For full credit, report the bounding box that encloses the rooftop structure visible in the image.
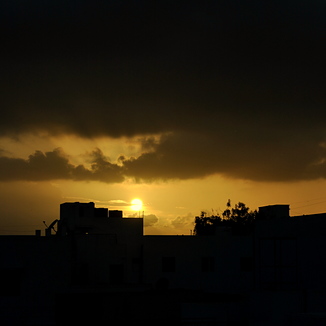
[258,204,290,219]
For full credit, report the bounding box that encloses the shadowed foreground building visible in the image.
[1,202,326,325]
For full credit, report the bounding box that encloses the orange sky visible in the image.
[1,133,326,235]
[1,1,325,235]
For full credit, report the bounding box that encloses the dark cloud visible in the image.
[1,133,326,182]
[0,148,124,183]
[122,131,326,182]
[0,1,325,182]
[76,148,124,183]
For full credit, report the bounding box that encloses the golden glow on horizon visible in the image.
[131,198,143,211]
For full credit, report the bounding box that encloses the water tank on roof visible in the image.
[109,210,123,218]
[94,208,108,218]
[60,202,95,220]
[258,205,290,220]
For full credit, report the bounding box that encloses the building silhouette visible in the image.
[1,202,326,325]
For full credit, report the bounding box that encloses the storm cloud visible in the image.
[1,1,325,182]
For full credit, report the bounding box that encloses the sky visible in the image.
[1,0,326,235]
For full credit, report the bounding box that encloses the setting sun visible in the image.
[131,198,143,211]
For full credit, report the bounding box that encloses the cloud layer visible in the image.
[1,1,325,182]
[1,139,326,183]
[0,148,124,183]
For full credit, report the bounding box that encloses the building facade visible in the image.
[1,202,326,325]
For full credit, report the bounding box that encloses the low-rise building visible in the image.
[1,202,326,325]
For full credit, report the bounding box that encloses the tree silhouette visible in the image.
[193,200,257,235]
[193,211,222,236]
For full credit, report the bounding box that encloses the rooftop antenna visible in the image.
[137,210,145,218]
[43,219,58,235]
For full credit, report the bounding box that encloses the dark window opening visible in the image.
[0,268,23,296]
[132,257,141,273]
[162,257,176,272]
[201,257,215,272]
[110,264,124,284]
[241,257,253,271]
[79,206,85,217]
[259,238,298,290]
[71,262,89,286]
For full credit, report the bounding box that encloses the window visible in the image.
[201,257,215,272]
[71,262,89,286]
[79,206,85,217]
[162,257,176,272]
[259,238,297,290]
[0,268,23,296]
[240,257,253,271]
[132,257,141,273]
[109,264,124,284]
